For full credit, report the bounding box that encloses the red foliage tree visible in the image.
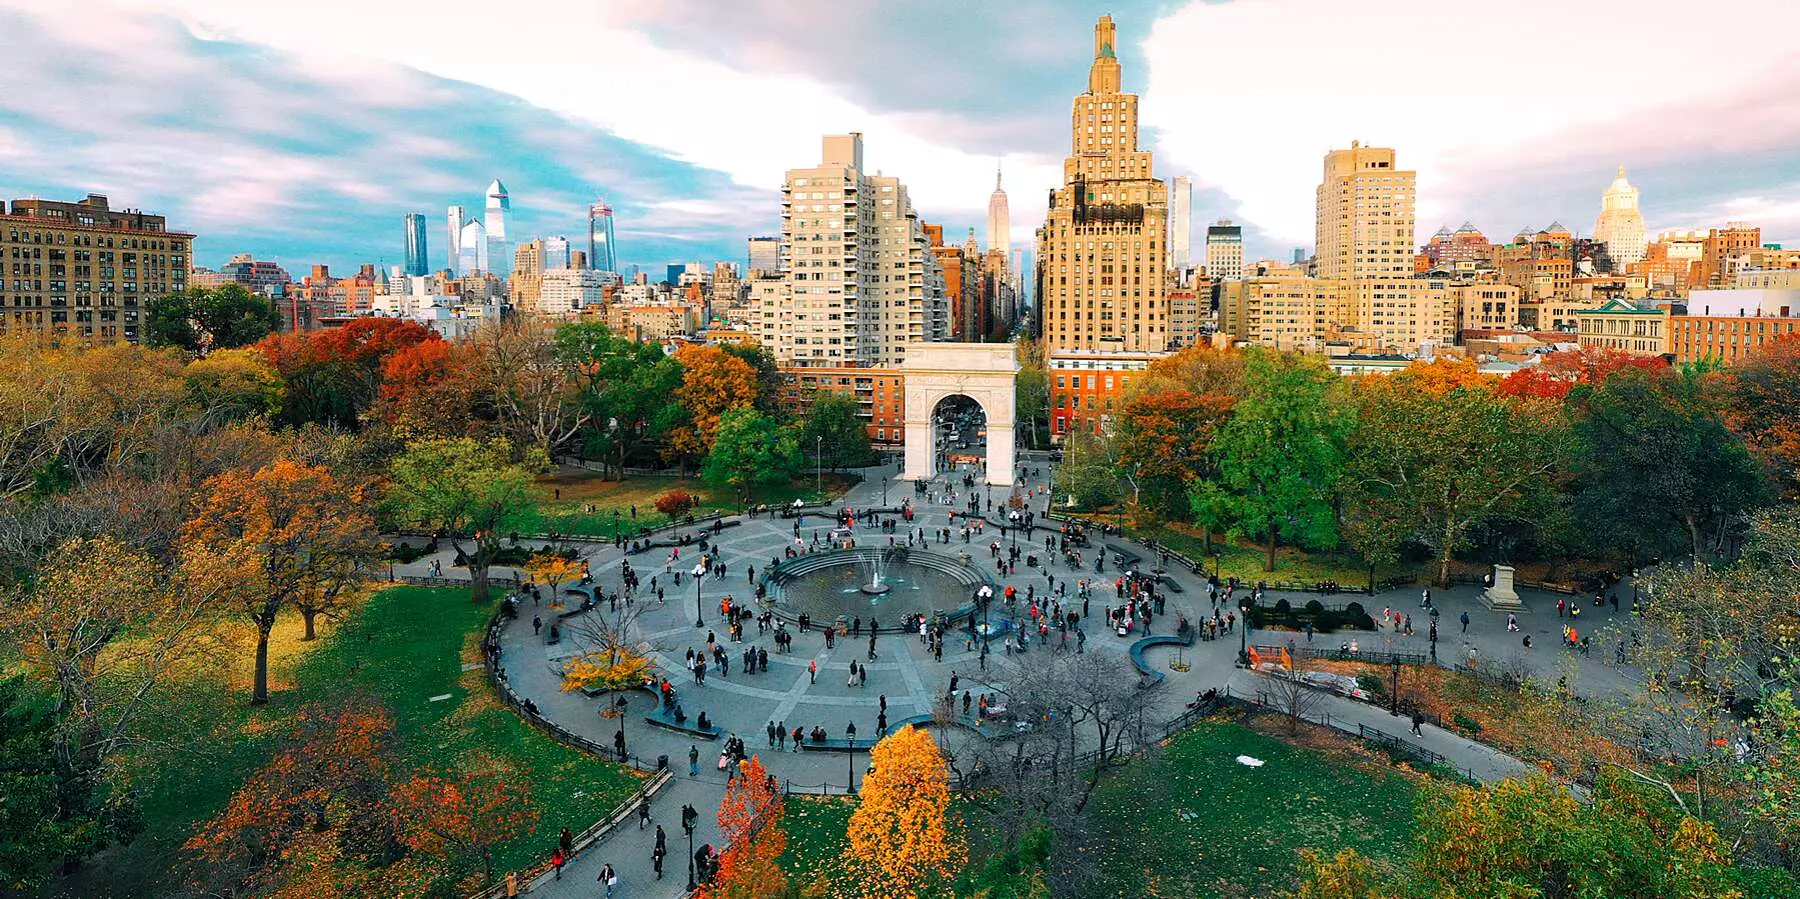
[374,338,485,438]
[1724,333,1800,498]
[386,761,538,881]
[701,755,787,899]
[254,318,439,428]
[1497,346,1668,400]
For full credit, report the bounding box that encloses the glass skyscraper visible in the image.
[404,213,429,276]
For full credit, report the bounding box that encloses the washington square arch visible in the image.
[900,343,1019,488]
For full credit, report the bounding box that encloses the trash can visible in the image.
[657,754,669,771]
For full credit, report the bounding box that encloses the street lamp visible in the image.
[682,803,698,891]
[692,563,707,628]
[1390,658,1402,717]
[815,435,823,496]
[882,474,889,506]
[612,694,629,753]
[847,743,858,795]
[613,509,621,543]
[1237,596,1253,668]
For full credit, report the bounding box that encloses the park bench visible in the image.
[797,735,880,752]
[1129,630,1197,687]
[644,707,722,740]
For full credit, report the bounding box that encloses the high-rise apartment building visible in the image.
[1593,166,1647,266]
[1170,175,1192,268]
[1038,15,1170,354]
[199,253,292,295]
[0,194,191,343]
[987,163,1010,265]
[1315,142,1415,280]
[1204,219,1244,280]
[774,132,944,367]
[404,213,430,276]
[446,205,466,275]
[747,236,781,276]
[484,179,511,280]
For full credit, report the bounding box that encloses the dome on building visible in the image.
[1433,224,1454,239]
[1514,226,1535,244]
[1455,221,1480,235]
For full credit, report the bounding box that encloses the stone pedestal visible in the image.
[1480,564,1525,611]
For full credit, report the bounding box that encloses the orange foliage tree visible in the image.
[1724,333,1800,499]
[1496,346,1669,400]
[838,725,963,898]
[181,460,377,703]
[374,338,485,440]
[1115,388,1236,521]
[701,755,788,899]
[386,761,538,881]
[254,317,438,429]
[669,344,759,463]
[524,551,584,609]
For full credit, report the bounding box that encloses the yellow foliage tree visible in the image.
[525,552,584,609]
[837,725,963,898]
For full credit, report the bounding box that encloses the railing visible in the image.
[1358,723,1448,768]
[395,574,520,589]
[1297,646,1430,666]
[1220,686,1478,782]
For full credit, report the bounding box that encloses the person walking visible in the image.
[767,720,778,748]
[808,659,817,684]
[688,743,700,777]
[1411,711,1424,737]
[551,847,566,879]
[638,795,651,830]
[614,729,627,762]
[777,720,787,750]
[598,862,618,898]
[652,827,667,880]
[1460,610,1469,634]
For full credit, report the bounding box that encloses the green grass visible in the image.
[1089,721,1418,897]
[778,795,856,890]
[513,471,861,537]
[1140,522,1417,587]
[57,586,640,897]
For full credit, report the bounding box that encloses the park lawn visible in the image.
[56,585,639,898]
[777,795,856,891]
[1089,720,1418,898]
[517,470,862,537]
[1142,522,1417,587]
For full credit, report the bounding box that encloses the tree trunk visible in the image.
[1685,514,1704,561]
[1264,519,1278,573]
[1436,553,1452,590]
[301,608,319,641]
[471,562,491,605]
[252,630,272,706]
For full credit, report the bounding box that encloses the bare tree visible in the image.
[1257,664,1324,734]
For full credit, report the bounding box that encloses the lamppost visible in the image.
[1237,595,1253,668]
[613,509,621,543]
[682,803,698,891]
[882,474,889,506]
[692,563,706,628]
[847,743,858,795]
[611,694,629,756]
[1390,658,1402,717]
[815,435,823,496]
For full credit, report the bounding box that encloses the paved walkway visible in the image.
[387,456,1641,896]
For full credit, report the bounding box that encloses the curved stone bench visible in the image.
[1129,632,1196,688]
[644,709,722,741]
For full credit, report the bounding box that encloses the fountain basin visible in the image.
[764,548,990,624]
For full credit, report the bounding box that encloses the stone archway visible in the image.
[901,343,1018,487]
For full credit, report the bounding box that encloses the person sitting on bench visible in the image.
[696,711,710,730]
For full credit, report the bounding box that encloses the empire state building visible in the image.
[1037,15,1168,354]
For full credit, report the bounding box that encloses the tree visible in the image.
[255,318,438,429]
[799,392,874,471]
[1189,349,1350,571]
[1569,366,1766,561]
[524,551,584,609]
[372,339,486,441]
[1114,388,1235,520]
[1132,344,1247,398]
[386,437,542,604]
[1342,376,1567,586]
[182,460,377,704]
[1015,339,1051,450]
[387,762,537,882]
[1724,334,1800,499]
[839,725,963,898]
[702,755,787,899]
[468,317,589,459]
[183,348,286,424]
[0,677,139,889]
[669,344,759,466]
[1497,346,1671,401]
[556,322,684,479]
[704,409,803,506]
[1051,426,1118,511]
[146,284,280,354]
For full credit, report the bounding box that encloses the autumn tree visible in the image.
[146,283,280,354]
[1569,365,1766,561]
[524,550,584,609]
[372,338,486,441]
[255,317,438,429]
[1,535,222,769]
[839,725,964,898]
[669,344,759,466]
[1342,374,1567,586]
[387,761,537,882]
[1189,349,1350,571]
[1114,388,1235,521]
[1724,334,1800,499]
[183,347,286,424]
[1131,344,1247,398]
[386,437,542,604]
[1015,338,1051,450]
[704,408,804,506]
[182,460,377,703]
[468,317,589,459]
[702,755,787,899]
[1496,346,1671,401]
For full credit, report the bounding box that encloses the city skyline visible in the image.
[5,0,1800,275]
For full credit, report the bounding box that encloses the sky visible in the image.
[5,0,1800,278]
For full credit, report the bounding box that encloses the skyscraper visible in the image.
[1205,219,1244,280]
[1593,166,1648,266]
[1315,142,1415,280]
[987,162,1010,264]
[588,199,617,274]
[457,218,488,275]
[1170,175,1192,268]
[446,205,466,275]
[1038,15,1169,353]
[542,236,571,271]
[485,179,511,279]
[404,213,429,276]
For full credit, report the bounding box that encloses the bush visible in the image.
[1348,611,1376,630]
[1274,598,1292,614]
[384,542,430,563]
[1356,672,1386,698]
[1303,599,1325,616]
[1452,712,1482,735]
[1345,601,1366,618]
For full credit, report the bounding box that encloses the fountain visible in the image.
[860,547,903,595]
[767,548,983,623]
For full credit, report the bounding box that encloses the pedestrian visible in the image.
[560,826,574,855]
[688,743,700,777]
[638,796,651,829]
[777,720,787,750]
[614,729,626,761]
[532,614,542,635]
[598,862,618,898]
[551,847,566,878]
[847,661,858,687]
[1411,711,1424,736]
[653,838,667,880]
[809,658,818,684]
[878,710,888,734]
[1460,610,1469,634]
[859,665,868,686]
[767,720,778,748]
